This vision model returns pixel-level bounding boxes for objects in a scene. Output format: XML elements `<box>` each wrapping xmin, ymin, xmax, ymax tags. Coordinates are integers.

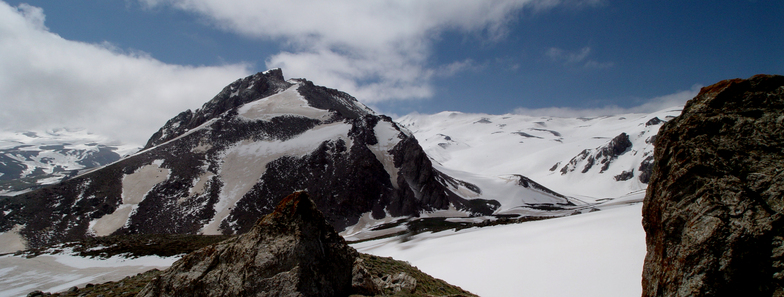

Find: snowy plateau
<box><xmin>0</xmin><ymin>70</ymin><xmax>682</xmax><ymax>296</ymax></box>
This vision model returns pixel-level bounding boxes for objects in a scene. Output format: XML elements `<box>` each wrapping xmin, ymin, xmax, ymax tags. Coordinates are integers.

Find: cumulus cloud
<box><xmin>0</xmin><ymin>2</ymin><xmax>250</xmax><ymax>146</ymax></box>
<box><xmin>139</xmin><ymin>0</ymin><xmax>601</xmax><ymax>102</ymax></box>
<box><xmin>513</xmin><ymin>85</ymin><xmax>702</xmax><ymax>117</ymax></box>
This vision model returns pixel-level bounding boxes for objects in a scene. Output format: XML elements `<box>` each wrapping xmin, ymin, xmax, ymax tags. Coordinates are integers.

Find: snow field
<box><xmin>0</xmin><ymin>251</ymin><xmax>179</xmax><ymax>297</ymax></box>
<box><xmin>352</xmin><ymin>201</ymin><xmax>646</xmax><ymax>297</ymax></box>
<box><xmin>397</xmin><ymin>107</ymin><xmax>681</xmax><ymax>199</ymax></box>
<box><xmin>366</xmin><ymin>120</ymin><xmax>403</xmax><ymax>189</ymax></box>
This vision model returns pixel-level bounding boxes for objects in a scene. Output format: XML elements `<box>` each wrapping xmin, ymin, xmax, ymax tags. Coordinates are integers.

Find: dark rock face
<box><xmin>645</xmin><ymin>117</ymin><xmax>663</xmax><ymax>127</ymax></box>
<box><xmin>137</xmin><ymin>191</ymin><xmax>358</xmax><ymax>297</ymax></box>
<box><xmin>513</xmin><ymin>174</ymin><xmax>569</xmax><ymax>200</ymax></box>
<box><xmin>559</xmin><ymin>132</ymin><xmax>632</xmax><ymax>175</ymax></box>
<box><xmin>642</xmin><ymin>74</ymin><xmax>784</xmax><ymax>296</ymax></box>
<box><xmin>143</xmin><ymin>69</ymin><xmax>293</xmax><ymax>149</ymax></box>
<box><xmin>637</xmin><ymin>155</ymin><xmax>655</xmax><ymax>183</ymax></box>
<box><xmin>614</xmin><ymin>170</ymin><xmax>634</xmax><ymax>181</ymax></box>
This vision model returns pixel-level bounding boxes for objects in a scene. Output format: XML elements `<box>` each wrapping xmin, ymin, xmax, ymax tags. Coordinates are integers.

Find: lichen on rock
<box><xmin>642</xmin><ymin>74</ymin><xmax>784</xmax><ymax>296</ymax></box>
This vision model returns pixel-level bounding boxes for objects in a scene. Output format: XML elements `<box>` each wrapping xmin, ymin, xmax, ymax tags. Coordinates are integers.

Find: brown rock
<box><xmin>137</xmin><ymin>191</ymin><xmax>358</xmax><ymax>297</ymax></box>
<box><xmin>642</xmin><ymin>74</ymin><xmax>784</xmax><ymax>296</ymax></box>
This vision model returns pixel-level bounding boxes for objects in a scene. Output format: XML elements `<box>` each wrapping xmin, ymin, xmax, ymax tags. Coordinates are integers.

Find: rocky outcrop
<box><xmin>513</xmin><ymin>174</ymin><xmax>569</xmax><ymax>200</ymax></box>
<box><xmin>137</xmin><ymin>191</ymin><xmax>358</xmax><ymax>297</ymax></box>
<box><xmin>642</xmin><ymin>74</ymin><xmax>784</xmax><ymax>296</ymax></box>
<box><xmin>137</xmin><ymin>191</ymin><xmax>476</xmax><ymax>297</ymax></box>
<box><xmin>558</xmin><ymin>132</ymin><xmax>632</xmax><ymax>175</ymax></box>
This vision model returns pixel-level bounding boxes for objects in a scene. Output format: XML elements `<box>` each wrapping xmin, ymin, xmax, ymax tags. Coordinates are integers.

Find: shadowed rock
<box><xmin>137</xmin><ymin>191</ymin><xmax>358</xmax><ymax>297</ymax></box>
<box><xmin>642</xmin><ymin>74</ymin><xmax>784</xmax><ymax>296</ymax></box>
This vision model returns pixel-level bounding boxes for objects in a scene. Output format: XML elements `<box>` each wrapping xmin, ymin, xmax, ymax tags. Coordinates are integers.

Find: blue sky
<box><xmin>0</xmin><ymin>0</ymin><xmax>781</xmax><ymax>145</ymax></box>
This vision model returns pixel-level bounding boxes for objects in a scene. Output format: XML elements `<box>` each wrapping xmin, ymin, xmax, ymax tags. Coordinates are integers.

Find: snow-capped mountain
<box><xmin>0</xmin><ymin>69</ymin><xmax>574</xmax><ymax>250</ymax></box>
<box><xmin>397</xmin><ymin>107</ymin><xmax>681</xmax><ymax>199</ymax></box>
<box><xmin>0</xmin><ymin>129</ymin><xmax>138</xmax><ymax>196</ymax></box>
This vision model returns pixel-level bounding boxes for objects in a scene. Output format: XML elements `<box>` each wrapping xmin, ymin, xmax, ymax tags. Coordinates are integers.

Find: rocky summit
<box><xmin>642</xmin><ymin>74</ymin><xmax>784</xmax><ymax>296</ymax></box>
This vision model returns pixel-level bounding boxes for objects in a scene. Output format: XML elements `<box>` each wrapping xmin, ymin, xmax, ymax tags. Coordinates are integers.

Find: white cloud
<box><xmin>140</xmin><ymin>0</ymin><xmax>602</xmax><ymax>102</ymax></box>
<box><xmin>546</xmin><ymin>46</ymin><xmax>613</xmax><ymax>69</ymax></box>
<box><xmin>0</xmin><ymin>2</ymin><xmax>250</xmax><ymax>146</ymax></box>
<box><xmin>513</xmin><ymin>85</ymin><xmax>702</xmax><ymax>117</ymax></box>
<box><xmin>14</xmin><ymin>3</ymin><xmax>46</xmax><ymax>30</ymax></box>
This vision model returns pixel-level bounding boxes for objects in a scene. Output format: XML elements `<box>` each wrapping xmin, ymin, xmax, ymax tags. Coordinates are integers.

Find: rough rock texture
<box><xmin>137</xmin><ymin>191</ymin><xmax>358</xmax><ymax>297</ymax></box>
<box><xmin>642</xmin><ymin>74</ymin><xmax>784</xmax><ymax>296</ymax></box>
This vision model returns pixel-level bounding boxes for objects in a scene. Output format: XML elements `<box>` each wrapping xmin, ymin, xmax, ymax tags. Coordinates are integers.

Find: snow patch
<box><xmin>0</xmin><ymin>251</ymin><xmax>178</xmax><ymax>296</ymax></box>
<box><xmin>202</xmin><ymin>122</ymin><xmax>353</xmax><ymax>235</ymax></box>
<box><xmin>191</xmin><ymin>141</ymin><xmax>212</xmax><ymax>153</ymax></box>
<box><xmin>89</xmin><ymin>161</ymin><xmax>170</xmax><ymax>236</ymax></box>
<box><xmin>0</xmin><ymin>225</ymin><xmax>27</xmax><ymax>253</ymax></box>
<box><xmin>180</xmin><ymin>172</ymin><xmax>215</xmax><ymax>204</ymax></box>
<box><xmin>237</xmin><ymin>84</ymin><xmax>330</xmax><ymax>121</ymax></box>
<box><xmin>367</xmin><ymin>121</ymin><xmax>402</xmax><ymax>189</ymax></box>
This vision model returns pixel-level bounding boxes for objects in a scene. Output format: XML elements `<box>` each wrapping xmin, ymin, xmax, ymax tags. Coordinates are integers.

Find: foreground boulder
<box><xmin>137</xmin><ymin>191</ymin><xmax>357</xmax><ymax>296</ymax></box>
<box><xmin>642</xmin><ymin>74</ymin><xmax>784</xmax><ymax>296</ymax></box>
<box><xmin>136</xmin><ymin>191</ymin><xmax>476</xmax><ymax>297</ymax></box>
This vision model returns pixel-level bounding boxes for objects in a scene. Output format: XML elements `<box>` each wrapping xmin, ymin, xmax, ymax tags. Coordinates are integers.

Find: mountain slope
<box><xmin>0</xmin><ymin>69</ymin><xmax>572</xmax><ymax>250</ymax></box>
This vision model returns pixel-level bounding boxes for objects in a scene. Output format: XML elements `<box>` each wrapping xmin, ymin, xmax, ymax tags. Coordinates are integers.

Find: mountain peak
<box><xmin>262</xmin><ymin>67</ymin><xmax>284</xmax><ymax>80</ymax></box>
<box><xmin>142</xmin><ymin>69</ymin><xmax>374</xmax><ymax>149</ymax></box>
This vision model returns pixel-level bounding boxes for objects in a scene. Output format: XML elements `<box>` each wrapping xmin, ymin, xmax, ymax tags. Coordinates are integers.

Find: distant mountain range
<box><xmin>0</xmin><ymin>129</ymin><xmax>138</xmax><ymax>196</ymax></box>
<box><xmin>397</xmin><ymin>106</ymin><xmax>680</xmax><ymax>199</ymax></box>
